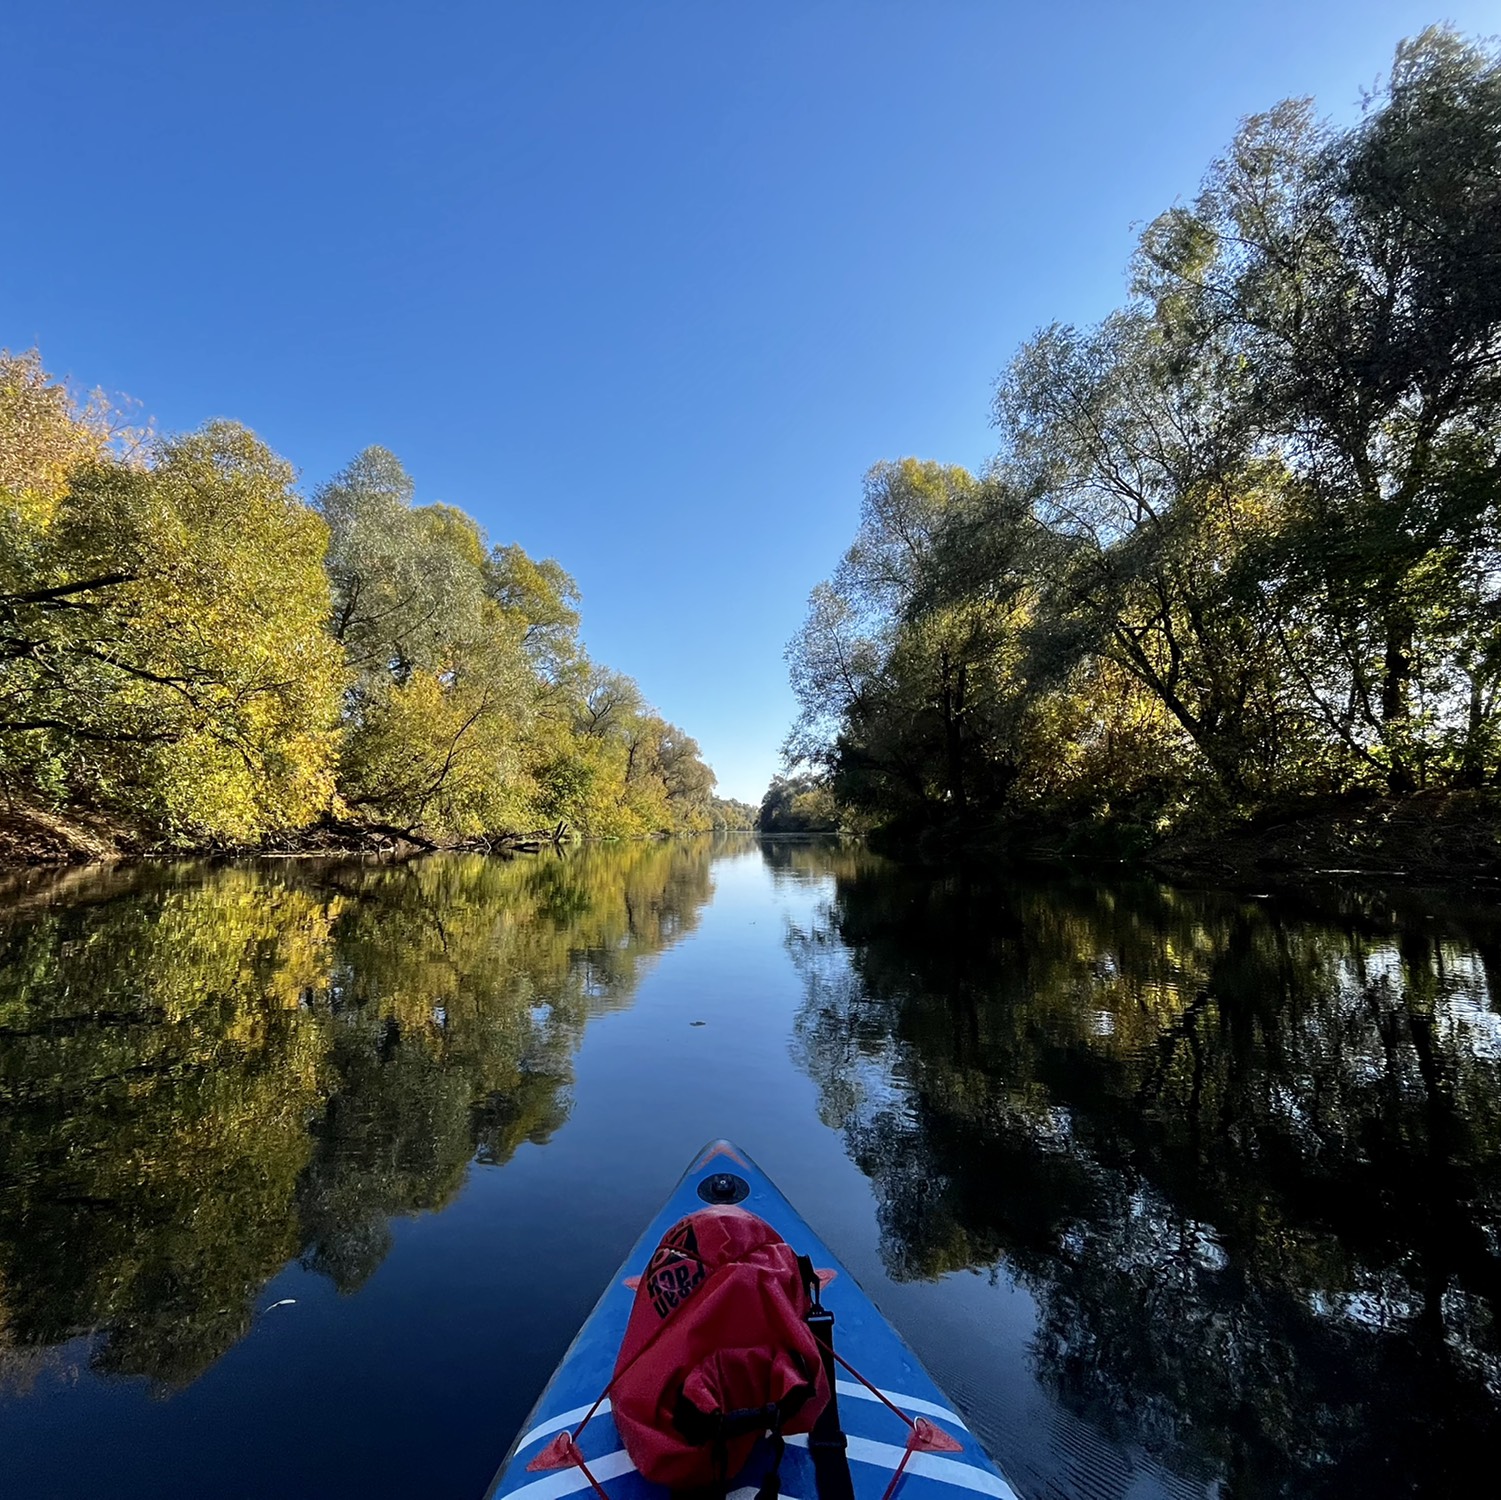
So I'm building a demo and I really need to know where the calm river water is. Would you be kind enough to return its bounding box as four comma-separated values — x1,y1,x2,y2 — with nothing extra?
1,837,1498,1498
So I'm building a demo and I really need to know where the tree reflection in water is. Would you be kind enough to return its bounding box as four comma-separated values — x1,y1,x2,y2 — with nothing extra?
0,842,715,1389
787,861,1501,1496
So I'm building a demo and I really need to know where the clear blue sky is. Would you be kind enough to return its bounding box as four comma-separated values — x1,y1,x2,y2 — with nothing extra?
5,2,1494,801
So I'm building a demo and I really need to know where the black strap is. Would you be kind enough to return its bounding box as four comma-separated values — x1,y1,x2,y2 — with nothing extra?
675,1393,812,1445
799,1258,856,1500
755,1430,786,1500
674,1391,799,1500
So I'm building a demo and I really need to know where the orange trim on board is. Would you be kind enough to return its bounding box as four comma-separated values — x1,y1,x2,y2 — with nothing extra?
692,1141,749,1170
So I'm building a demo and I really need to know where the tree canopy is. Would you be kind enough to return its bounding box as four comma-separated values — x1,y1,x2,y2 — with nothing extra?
781,27,1501,848
0,359,718,847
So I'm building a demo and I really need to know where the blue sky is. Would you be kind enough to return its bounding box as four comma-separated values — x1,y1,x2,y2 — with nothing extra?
5,2,1495,801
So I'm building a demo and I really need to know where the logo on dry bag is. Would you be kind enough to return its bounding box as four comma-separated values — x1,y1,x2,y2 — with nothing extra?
646,1218,705,1318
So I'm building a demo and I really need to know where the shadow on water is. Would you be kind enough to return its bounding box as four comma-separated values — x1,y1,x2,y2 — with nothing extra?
786,859,1501,1497
0,842,718,1394
758,835,872,887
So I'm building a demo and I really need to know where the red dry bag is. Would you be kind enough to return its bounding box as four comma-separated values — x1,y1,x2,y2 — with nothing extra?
610,1205,830,1490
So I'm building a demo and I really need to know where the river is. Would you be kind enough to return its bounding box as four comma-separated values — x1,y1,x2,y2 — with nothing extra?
1,837,1497,1498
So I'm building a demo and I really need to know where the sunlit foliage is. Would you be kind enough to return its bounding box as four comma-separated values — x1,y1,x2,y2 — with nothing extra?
782,27,1501,845
0,366,716,847
758,774,842,833
315,446,717,842
1,361,344,838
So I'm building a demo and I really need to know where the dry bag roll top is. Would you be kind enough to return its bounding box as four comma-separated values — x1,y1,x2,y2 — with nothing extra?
610,1205,830,1490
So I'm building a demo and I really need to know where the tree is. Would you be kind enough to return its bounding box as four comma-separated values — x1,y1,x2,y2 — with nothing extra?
0,350,125,525
788,27,1501,846
709,796,759,830
316,448,487,692
995,315,1314,799
1133,26,1501,791
758,774,840,832
485,543,581,680
317,448,553,839
572,662,644,741
1,399,344,839
787,461,1045,826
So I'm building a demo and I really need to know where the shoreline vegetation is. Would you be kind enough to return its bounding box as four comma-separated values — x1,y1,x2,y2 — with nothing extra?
766,29,1501,888
1,352,757,869
0,801,760,869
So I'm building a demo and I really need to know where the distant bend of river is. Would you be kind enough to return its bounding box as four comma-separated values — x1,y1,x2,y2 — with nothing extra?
1,837,1498,1499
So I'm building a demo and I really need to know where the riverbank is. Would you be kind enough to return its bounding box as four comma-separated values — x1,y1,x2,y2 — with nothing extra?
1147,790,1501,885
0,800,569,869
9,791,1499,887
878,789,1501,888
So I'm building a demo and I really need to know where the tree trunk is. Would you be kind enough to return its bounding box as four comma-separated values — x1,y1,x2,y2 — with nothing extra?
939,651,968,816
1382,602,1417,794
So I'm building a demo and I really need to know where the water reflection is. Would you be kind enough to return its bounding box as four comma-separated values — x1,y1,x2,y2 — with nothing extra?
6,840,1500,1498
0,842,716,1390
758,837,870,886
788,865,1501,1496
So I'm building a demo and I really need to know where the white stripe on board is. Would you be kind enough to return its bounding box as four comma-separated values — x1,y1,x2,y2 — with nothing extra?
727,1489,805,1500
498,1448,635,1500
516,1384,960,1451
516,1401,615,1454
787,1435,1019,1500
834,1381,967,1432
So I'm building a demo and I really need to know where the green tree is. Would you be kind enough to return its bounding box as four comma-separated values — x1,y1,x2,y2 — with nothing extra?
2,387,344,839
317,447,485,688
995,315,1316,800
1133,26,1501,791
788,26,1501,849
786,461,1047,827
317,448,557,839
486,542,581,681
709,797,759,830
758,773,840,832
